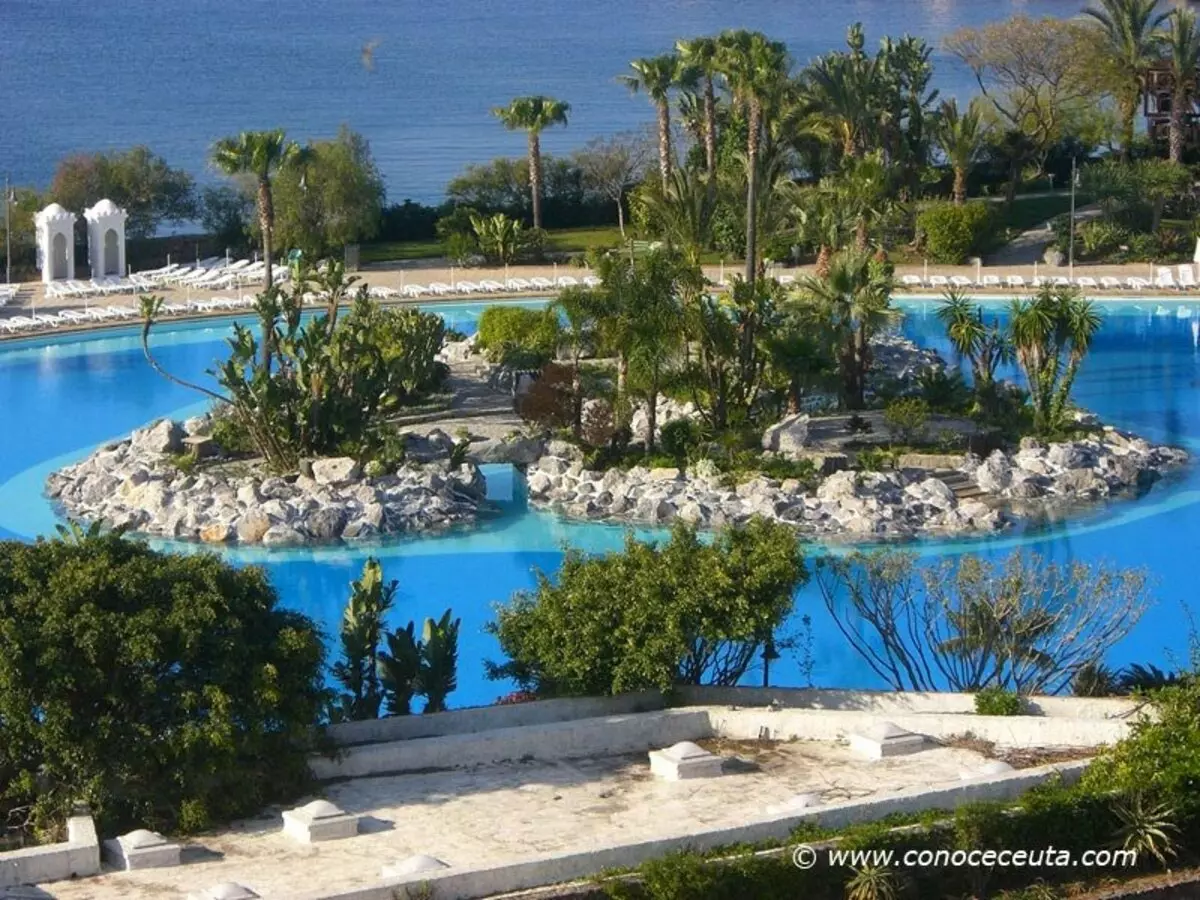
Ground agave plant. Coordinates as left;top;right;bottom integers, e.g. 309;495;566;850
845;863;901;900
1111;792;1180;867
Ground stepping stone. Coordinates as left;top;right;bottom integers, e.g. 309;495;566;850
104;828;182;870
649;740;724;780
848;722;926;760
281;799;360;843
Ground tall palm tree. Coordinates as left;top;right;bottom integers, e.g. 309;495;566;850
935;98;985;205
798;249;896;409
639;166;716;261
1084;0;1170;160
801;24;881;160
491;96;570;231
211;129;302;291
1164;8;1200;164
717;29;791;284
676;36;722;179
620;55;680;186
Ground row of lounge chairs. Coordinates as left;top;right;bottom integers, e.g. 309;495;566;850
0;284;23;306
133;259;290;290
381;274;602;299
898;266;1200;293
0;305;139;334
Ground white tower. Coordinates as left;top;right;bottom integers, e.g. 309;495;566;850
84;199;128;279
34;203;78;284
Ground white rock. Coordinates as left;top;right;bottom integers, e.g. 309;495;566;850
311;457;361;486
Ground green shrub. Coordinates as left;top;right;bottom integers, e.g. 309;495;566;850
1077;219;1128;258
476;306;561;362
974;686;1024;716
210;409;254;455
0;527;325;837
883;397;931;444
917;201;994;264
918;369;971;414
659;418;703;463
856;448;897;472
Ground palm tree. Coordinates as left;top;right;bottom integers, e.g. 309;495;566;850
801;23;881;160
798;249;896;409
620;55;680;186
211;129;302;292
1164;8;1200;164
717;29;791;283
491;96;570;230
639;166;716;260
935;98;985;205
676;36;722;179
1084;0;1170;161
935;290;1013;413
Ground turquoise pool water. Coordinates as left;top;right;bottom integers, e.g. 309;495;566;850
2;297;1198;705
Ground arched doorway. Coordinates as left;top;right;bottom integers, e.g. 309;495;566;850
52;233;69;280
103;229;119;275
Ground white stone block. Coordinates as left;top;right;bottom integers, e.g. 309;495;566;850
381;854;450;879
281;799;360;843
960;760;1015;780
848;722;926;760
648;740;723;780
103;828;181;870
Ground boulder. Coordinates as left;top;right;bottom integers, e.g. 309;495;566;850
761;413;810;457
816;470;859;502
1046;442;1091;470
975;451;1012;494
261;524;305;546
311;457;361;486
904;477;956;510
199;521;232;543
235;510;272;543
1055;469;1107;497
131;419;182;456
303;506;346;541
182;415;212;437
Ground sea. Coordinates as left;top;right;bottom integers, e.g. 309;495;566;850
1;0;1078;204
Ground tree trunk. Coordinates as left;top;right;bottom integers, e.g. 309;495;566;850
617;352;629;421
703;76;717;178
616;194;625;237
1120;91;1136;163
259;178;275;292
815;245;832;278
528;132;544;230
788;373;801;414
744;99;762;284
646;369;659;453
1170;88;1185;164
657;101;672;186
953;166;967;206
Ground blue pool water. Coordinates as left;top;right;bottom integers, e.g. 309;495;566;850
1;297;1198;706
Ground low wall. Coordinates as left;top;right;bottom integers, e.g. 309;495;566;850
312;709;711;780
677;685;1141;721
292;761;1089;900
0;814;100;889
709;707;1128;750
327;691;665;747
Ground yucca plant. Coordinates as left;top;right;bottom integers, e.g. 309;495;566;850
845;863;901;900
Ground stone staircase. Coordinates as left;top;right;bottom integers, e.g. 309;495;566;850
932;468;988;503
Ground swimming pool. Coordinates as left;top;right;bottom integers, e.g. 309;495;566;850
2;297;1197;705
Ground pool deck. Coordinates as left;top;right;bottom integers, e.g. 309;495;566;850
41;737;991;900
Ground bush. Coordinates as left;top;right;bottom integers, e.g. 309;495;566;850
975;687;1024;716
475;306;561;363
1077;219;1128;259
659;418;703;464
916;201;994;264
0;527;325;838
883;397;931;444
918;369;971;414
517;363;576;429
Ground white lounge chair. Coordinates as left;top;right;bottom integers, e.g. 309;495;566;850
949;275;973;288
1126;277;1151;291
455;281;481;294
427;282;453;295
105;305;137;319
1178;265;1198;290
3;316;38;332
582;275;602;288
1032;276;1050;288
530;277;554;290
58;310;91;324
1155;267;1179;290
32;314;63;327
506;278;532;292
84;307;116;321
160;303;188;316
402;285;427;298
776;275;796;286
1006;275;1027;289
1075;276;1099;290
1100;277;1122;290
479;280;504;293
980;275;1002;288
900;275;923;288
929;275;950;288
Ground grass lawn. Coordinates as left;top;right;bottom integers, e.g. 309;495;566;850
994;193;1087;233
359;239;443;264
360;226;625;265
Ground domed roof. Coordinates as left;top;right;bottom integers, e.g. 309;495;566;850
84;198;124;219
35;202;73;223
120;828;165;849
666;741;711;759
388;854;449;876
300;799;343;819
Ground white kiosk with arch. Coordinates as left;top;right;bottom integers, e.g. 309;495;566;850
34;203;78;283
84;199;128;279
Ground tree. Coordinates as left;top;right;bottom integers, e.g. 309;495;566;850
935;98;986;205
572;133;651;236
555;286;604;436
946;17;1103;198
1163;8;1200;164
935;290;1013;415
634;166;717;260
269;126;385;257
330;558;397;722
814;549;1149;694
620;54;681;186
470;211;536;265
486;519;806;696
49;146;196;240
378;621;421;716
199;184;254;252
0;528;325;837
419;610;460;714
676;36;722;180
491;96;570;230
1084;0;1169;160
801;23;882;160
718;30;791;283
1009;285;1102;434
798;249;896;410
211;129;304;292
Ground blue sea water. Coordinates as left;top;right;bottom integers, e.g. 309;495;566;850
0;0;1074;202
0;297;1198;707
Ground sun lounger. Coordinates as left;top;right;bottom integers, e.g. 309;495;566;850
58;310;92;324
555;275;580;288
2;316;38;332
159;303;188;315
428;282;453;295
900;275;923;288
1006;275;1027;289
105;305;137;319
1075;277;1098;290
949;276;972;288
1155;268;1179;290
402;285;427;298
582;275;602;288
1032;276;1050;288
1177;265;1198;290
530;277;554;290
1100;277;1122;290
32;314;63;327
980;275;1002;288
1126;277;1151;290
455;281;481;294
506;278;532;292
84;307;116;321
929;275;950;288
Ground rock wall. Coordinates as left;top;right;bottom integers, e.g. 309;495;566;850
46;418;488;546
